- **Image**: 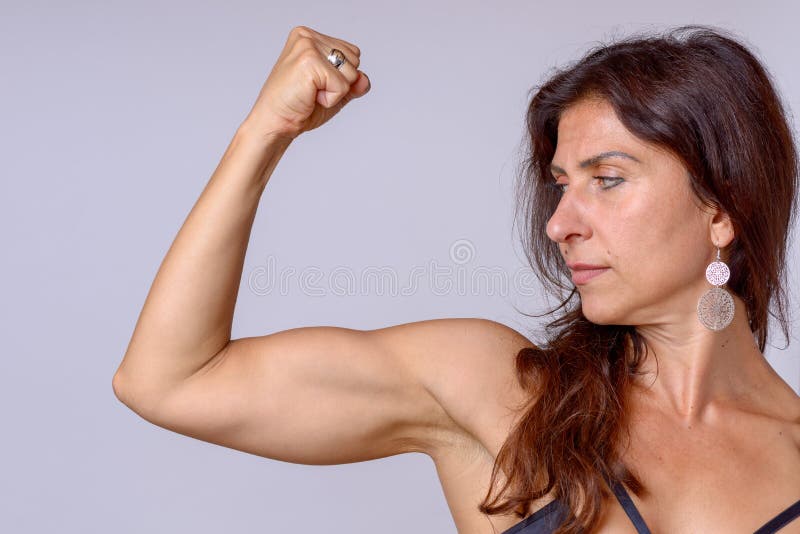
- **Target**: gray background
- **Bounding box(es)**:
[1,1,798,533]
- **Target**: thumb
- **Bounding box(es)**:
[330,72,370,112]
[349,71,371,99]
[317,72,369,109]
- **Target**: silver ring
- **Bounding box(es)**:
[326,48,346,69]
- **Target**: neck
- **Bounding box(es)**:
[631,293,774,425]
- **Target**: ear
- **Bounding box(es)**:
[709,206,735,249]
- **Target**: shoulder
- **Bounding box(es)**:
[757,365,800,451]
[372,318,538,457]
[782,388,800,452]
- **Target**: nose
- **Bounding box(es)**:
[545,186,592,244]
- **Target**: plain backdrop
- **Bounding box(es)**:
[1,1,798,533]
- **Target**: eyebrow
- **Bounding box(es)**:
[549,150,641,176]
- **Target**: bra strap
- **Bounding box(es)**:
[609,480,653,534]
[753,498,800,534]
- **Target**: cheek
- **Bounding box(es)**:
[604,191,708,274]
[602,194,657,264]
[604,190,706,287]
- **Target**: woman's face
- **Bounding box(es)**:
[546,97,720,327]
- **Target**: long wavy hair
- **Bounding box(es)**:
[478,24,798,533]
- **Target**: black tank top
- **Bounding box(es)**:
[500,480,800,534]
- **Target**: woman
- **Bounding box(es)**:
[112,24,800,533]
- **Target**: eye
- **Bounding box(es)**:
[548,176,624,194]
[594,176,625,188]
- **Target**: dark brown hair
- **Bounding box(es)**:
[478,24,798,533]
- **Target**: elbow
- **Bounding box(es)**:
[112,371,127,403]
[111,368,173,426]
[112,370,140,412]
[111,370,152,416]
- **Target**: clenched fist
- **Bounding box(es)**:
[242,26,370,142]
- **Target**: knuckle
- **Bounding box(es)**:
[290,25,311,37]
[295,36,315,53]
[297,46,321,65]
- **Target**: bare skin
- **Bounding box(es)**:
[112,26,800,533]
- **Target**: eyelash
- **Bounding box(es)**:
[549,176,624,193]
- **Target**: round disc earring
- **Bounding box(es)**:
[697,245,734,331]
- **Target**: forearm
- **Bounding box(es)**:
[114,123,292,398]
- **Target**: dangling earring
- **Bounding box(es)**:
[697,245,734,331]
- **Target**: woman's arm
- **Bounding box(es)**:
[112,24,368,404]
[112,125,289,403]
[112,26,534,463]
[117,315,531,463]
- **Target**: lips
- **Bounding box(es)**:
[567,262,610,285]
[571,267,609,284]
[567,262,608,270]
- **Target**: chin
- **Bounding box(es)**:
[579,298,623,325]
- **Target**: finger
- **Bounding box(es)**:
[304,28,361,65]
[314,56,356,108]
[287,27,360,71]
[315,43,359,85]
[327,71,369,111]
[319,31,360,61]
[318,68,370,108]
[327,39,360,67]
[348,70,371,98]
